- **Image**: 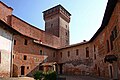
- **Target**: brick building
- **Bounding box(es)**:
[0,0,120,79]
[0,20,17,77]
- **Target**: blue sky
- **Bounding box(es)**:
[1,0,108,44]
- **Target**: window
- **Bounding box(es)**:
[66,32,67,36]
[66,25,67,28]
[24,55,27,60]
[60,52,62,58]
[76,49,79,55]
[14,40,16,45]
[13,55,14,59]
[40,50,42,55]
[53,52,55,57]
[94,45,96,52]
[86,47,89,57]
[68,51,70,57]
[95,64,97,70]
[66,40,68,44]
[107,40,110,52]
[24,39,28,45]
[94,54,96,60]
[110,35,113,50]
[110,26,118,50]
[113,26,117,40]
[51,24,53,28]
[27,66,29,69]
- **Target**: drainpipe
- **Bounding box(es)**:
[10,34,14,77]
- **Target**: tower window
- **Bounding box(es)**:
[66,32,67,36]
[68,51,70,57]
[60,52,62,58]
[94,45,96,52]
[86,47,89,58]
[24,39,28,45]
[66,25,67,28]
[24,55,27,60]
[76,49,79,55]
[94,54,96,60]
[53,52,55,57]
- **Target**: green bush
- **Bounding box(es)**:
[33,71,43,80]
[33,70,57,80]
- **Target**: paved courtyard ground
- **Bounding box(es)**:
[0,77,34,80]
[58,75,110,80]
[64,75,108,80]
[0,75,110,80]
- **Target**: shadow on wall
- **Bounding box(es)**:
[12,63,42,77]
[26,64,41,77]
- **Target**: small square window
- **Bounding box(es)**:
[27,66,29,69]
[24,55,27,60]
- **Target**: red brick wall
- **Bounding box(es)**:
[11,16,60,48]
[57,43,94,75]
[91,1,120,78]
[13,34,58,76]
[0,2,12,25]
[13,52,45,76]
[11,16,44,42]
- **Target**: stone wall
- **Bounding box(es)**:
[0,25,13,77]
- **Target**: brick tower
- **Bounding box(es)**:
[43,5,71,47]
